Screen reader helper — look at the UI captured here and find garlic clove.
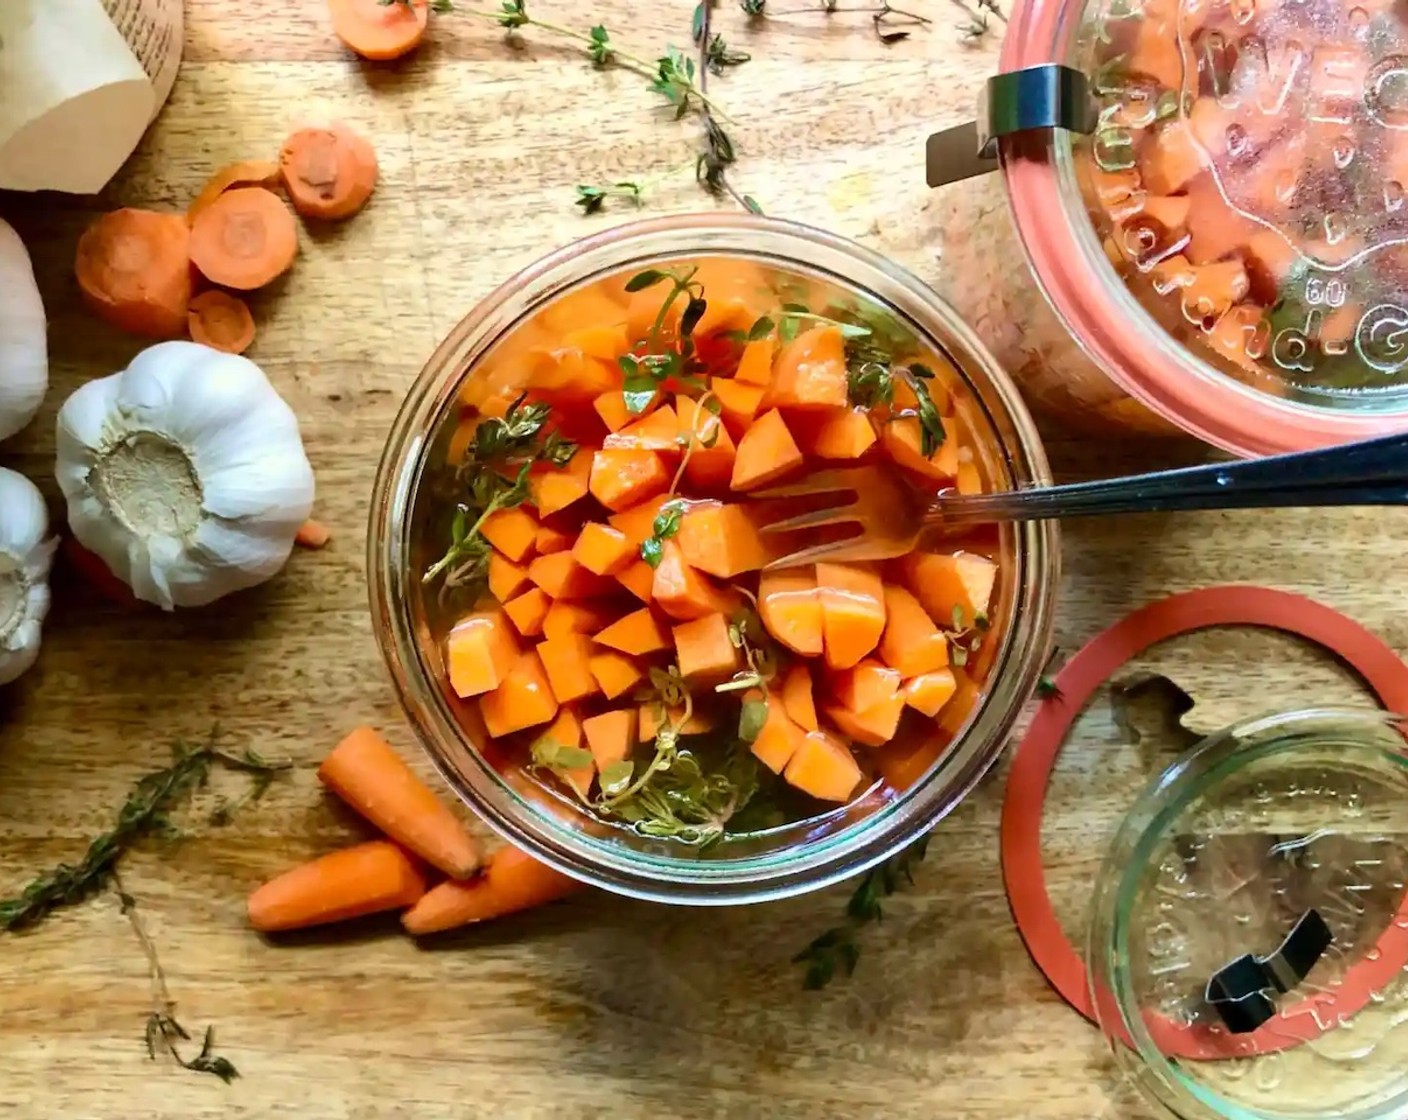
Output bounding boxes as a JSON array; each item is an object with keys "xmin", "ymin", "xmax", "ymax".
[{"xmin": 0, "ymin": 467, "xmax": 56, "ymax": 685}]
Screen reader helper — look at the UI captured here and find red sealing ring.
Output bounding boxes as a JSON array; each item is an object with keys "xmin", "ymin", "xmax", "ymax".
[{"xmin": 1002, "ymin": 586, "xmax": 1408, "ymax": 1060}]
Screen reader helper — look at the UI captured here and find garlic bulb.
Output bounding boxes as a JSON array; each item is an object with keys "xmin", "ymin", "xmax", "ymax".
[
  {"xmin": 0, "ymin": 217, "xmax": 48, "ymax": 442},
  {"xmin": 55, "ymin": 341, "xmax": 315, "ymax": 610},
  {"xmin": 0, "ymin": 467, "xmax": 56, "ymax": 685}
]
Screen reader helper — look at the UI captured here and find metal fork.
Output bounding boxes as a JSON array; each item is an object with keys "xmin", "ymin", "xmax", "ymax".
[{"xmin": 755, "ymin": 429, "xmax": 1408, "ymax": 569}]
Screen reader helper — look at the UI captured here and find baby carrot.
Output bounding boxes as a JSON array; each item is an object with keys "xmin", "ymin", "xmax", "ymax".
[
  {"xmin": 187, "ymin": 290, "xmax": 256, "ymax": 354},
  {"xmin": 188, "ymin": 187, "xmax": 298, "ymax": 291},
  {"xmin": 317, "ymin": 726, "xmax": 483, "ymax": 879},
  {"xmin": 247, "ymin": 840, "xmax": 428, "ymax": 932},
  {"xmin": 328, "ymin": 0, "xmax": 429, "ymax": 60},
  {"xmin": 401, "ymin": 845, "xmax": 580, "ymax": 936},
  {"xmin": 280, "ymin": 123, "xmax": 378, "ymax": 220},
  {"xmin": 74, "ymin": 209, "xmax": 192, "ymax": 339}
]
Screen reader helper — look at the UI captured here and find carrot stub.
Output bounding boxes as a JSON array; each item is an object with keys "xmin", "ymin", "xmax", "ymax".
[
  {"xmin": 898, "ymin": 551, "xmax": 997, "ymax": 624},
  {"xmin": 588, "ymin": 650, "xmax": 646, "ymax": 700},
  {"xmin": 280, "ymin": 122, "xmax": 379, "ymax": 220},
  {"xmin": 768, "ymin": 325, "xmax": 849, "ymax": 409},
  {"xmin": 188, "ymin": 187, "xmax": 299, "ymax": 291},
  {"xmin": 402, "ymin": 845, "xmax": 581, "ymax": 936},
  {"xmin": 589, "ymin": 449, "xmax": 672, "ymax": 511},
  {"xmin": 651, "ymin": 540, "xmax": 742, "ymax": 621},
  {"xmin": 328, "ymin": 0, "xmax": 429, "ymax": 61},
  {"xmin": 248, "ymin": 840, "xmax": 429, "ymax": 933},
  {"xmin": 318, "ymin": 726, "xmax": 483, "ymax": 879},
  {"xmin": 75, "ymin": 208, "xmax": 192, "ymax": 339},
  {"xmin": 187, "ymin": 290, "xmax": 257, "ymax": 355},
  {"xmin": 503, "ymin": 587, "xmax": 551, "ymax": 638},
  {"xmin": 295, "ymin": 519, "xmax": 333, "ymax": 549}
]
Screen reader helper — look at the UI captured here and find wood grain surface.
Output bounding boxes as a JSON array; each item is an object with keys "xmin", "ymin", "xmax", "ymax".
[{"xmin": 3, "ymin": 4, "xmax": 1407, "ymax": 1118}]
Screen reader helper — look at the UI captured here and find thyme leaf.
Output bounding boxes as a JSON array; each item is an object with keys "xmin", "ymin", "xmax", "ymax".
[{"xmin": 793, "ymin": 834, "xmax": 930, "ymax": 988}]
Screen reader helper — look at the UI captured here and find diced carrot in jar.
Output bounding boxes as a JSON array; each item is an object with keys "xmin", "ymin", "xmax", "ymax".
[
  {"xmin": 588, "ymin": 650, "xmax": 646, "ymax": 700},
  {"xmin": 712, "ymin": 376, "xmax": 766, "ymax": 434},
  {"xmin": 536, "ymin": 707, "xmax": 593, "ymax": 799},
  {"xmin": 528, "ymin": 449, "xmax": 592, "ymax": 516},
  {"xmin": 784, "ymin": 730, "xmax": 862, "ymax": 801},
  {"xmin": 677, "ymin": 504, "xmax": 769, "ymax": 578},
  {"xmin": 833, "ymin": 658, "xmax": 902, "ymax": 714},
  {"xmin": 767, "ymin": 326, "xmax": 849, "ymax": 409},
  {"xmin": 583, "ymin": 709, "xmax": 638, "ymax": 770},
  {"xmin": 528, "ymin": 552, "xmax": 616, "ymax": 600},
  {"xmin": 487, "ymin": 552, "xmax": 530, "ymax": 603},
  {"xmin": 445, "ymin": 610, "xmax": 521, "ymax": 698},
  {"xmin": 541, "ymin": 599, "xmax": 619, "ymax": 642},
  {"xmin": 594, "ymin": 389, "xmax": 659, "ymax": 433},
  {"xmin": 572, "ymin": 522, "xmax": 635, "ymax": 576},
  {"xmin": 589, "ymin": 449, "xmax": 671, "ymax": 511},
  {"xmin": 672, "ymin": 613, "xmax": 743, "ymax": 682},
  {"xmin": 758, "ymin": 569, "xmax": 822, "ymax": 656},
  {"xmin": 731, "ymin": 408, "xmax": 804, "ymax": 491},
  {"xmin": 816, "ymin": 561, "xmax": 887, "ymax": 670},
  {"xmin": 594, "ymin": 607, "xmax": 671, "ymax": 656},
  {"xmin": 780, "ymin": 663, "xmax": 819, "ymax": 732},
  {"xmin": 734, "ymin": 336, "xmax": 775, "ymax": 386},
  {"xmin": 879, "ymin": 585, "xmax": 950, "ymax": 677},
  {"xmin": 904, "ymin": 669, "xmax": 959, "ymax": 717},
  {"xmin": 651, "ymin": 540, "xmax": 742, "ymax": 620},
  {"xmin": 480, "ymin": 650, "xmax": 559, "ymax": 737},
  {"xmin": 602, "ymin": 405, "xmax": 681, "ymax": 452},
  {"xmin": 481, "ymin": 507, "xmax": 538, "ymax": 562},
  {"xmin": 502, "ymin": 587, "xmax": 551, "ymax": 638},
  {"xmin": 750, "ymin": 691, "xmax": 806, "ymax": 774},
  {"xmin": 810, "ymin": 408, "xmax": 877, "ymax": 459},
  {"xmin": 616, "ymin": 559, "xmax": 655, "ymax": 602},
  {"xmin": 826, "ymin": 692, "xmax": 906, "ymax": 747},
  {"xmin": 897, "ymin": 551, "xmax": 996, "ymax": 626},
  {"xmin": 534, "ymin": 523, "xmax": 574, "ymax": 555},
  {"xmin": 537, "ymin": 634, "xmax": 600, "ymax": 704}
]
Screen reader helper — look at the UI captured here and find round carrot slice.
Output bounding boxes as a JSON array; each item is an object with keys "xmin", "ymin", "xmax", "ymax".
[
  {"xmin": 75, "ymin": 208, "xmax": 192, "ymax": 339},
  {"xmin": 186, "ymin": 159, "xmax": 281, "ymax": 226},
  {"xmin": 187, "ymin": 290, "xmax": 256, "ymax": 354},
  {"xmin": 188, "ymin": 187, "xmax": 298, "ymax": 291},
  {"xmin": 328, "ymin": 0, "xmax": 429, "ymax": 61},
  {"xmin": 279, "ymin": 123, "xmax": 378, "ymax": 220}
]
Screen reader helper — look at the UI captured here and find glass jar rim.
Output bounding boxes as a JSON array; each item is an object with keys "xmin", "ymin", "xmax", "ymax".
[
  {"xmin": 1087, "ymin": 705, "xmax": 1408, "ymax": 1117},
  {"xmin": 997, "ymin": 11, "xmax": 1408, "ymax": 457},
  {"xmin": 367, "ymin": 212, "xmax": 1060, "ymax": 904}
]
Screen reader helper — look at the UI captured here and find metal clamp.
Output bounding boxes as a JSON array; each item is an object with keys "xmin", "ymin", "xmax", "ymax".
[
  {"xmin": 1205, "ymin": 909, "xmax": 1334, "ymax": 1034},
  {"xmin": 925, "ymin": 64, "xmax": 1096, "ymax": 188}
]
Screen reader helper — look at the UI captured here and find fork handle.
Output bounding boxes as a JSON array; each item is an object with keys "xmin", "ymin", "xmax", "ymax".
[{"xmin": 931, "ymin": 429, "xmax": 1408, "ymax": 528}]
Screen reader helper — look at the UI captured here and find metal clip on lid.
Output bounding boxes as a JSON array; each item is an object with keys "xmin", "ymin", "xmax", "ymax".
[
  {"xmin": 1205, "ymin": 909, "xmax": 1335, "ymax": 1035},
  {"xmin": 926, "ymin": 64, "xmax": 1096, "ymax": 188}
]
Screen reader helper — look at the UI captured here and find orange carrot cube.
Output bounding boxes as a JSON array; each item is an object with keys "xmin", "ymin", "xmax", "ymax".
[
  {"xmin": 816, "ymin": 561, "xmax": 886, "ymax": 670},
  {"xmin": 758, "ymin": 568, "xmax": 822, "ymax": 656},
  {"xmin": 651, "ymin": 540, "xmax": 742, "ymax": 621},
  {"xmin": 487, "ymin": 552, "xmax": 530, "ymax": 603},
  {"xmin": 583, "ymin": 708, "xmax": 638, "ymax": 771},
  {"xmin": 781, "ymin": 663, "xmax": 818, "ymax": 732},
  {"xmin": 904, "ymin": 669, "xmax": 959, "ymax": 717},
  {"xmin": 783, "ymin": 730, "xmax": 861, "ymax": 801},
  {"xmin": 730, "ymin": 408, "xmax": 804, "ymax": 491},
  {"xmin": 480, "ymin": 650, "xmax": 559, "ymax": 737},
  {"xmin": 878, "ymin": 585, "xmax": 950, "ymax": 677},
  {"xmin": 528, "ymin": 551, "xmax": 615, "ymax": 600},
  {"xmin": 536, "ymin": 634, "xmax": 600, "ymax": 704},
  {"xmin": 481, "ymin": 507, "xmax": 538, "ymax": 562},
  {"xmin": 897, "ymin": 551, "xmax": 997, "ymax": 625},
  {"xmin": 594, "ymin": 607, "xmax": 671, "ymax": 656},
  {"xmin": 502, "ymin": 587, "xmax": 551, "ymax": 638},
  {"xmin": 749, "ymin": 691, "xmax": 806, "ymax": 774},
  {"xmin": 446, "ymin": 610, "xmax": 521, "ymax": 698},
  {"xmin": 767, "ymin": 325, "xmax": 848, "ymax": 409},
  {"xmin": 672, "ymin": 613, "xmax": 743, "ymax": 682},
  {"xmin": 527, "ymin": 448, "xmax": 592, "ymax": 516},
  {"xmin": 588, "ymin": 650, "xmax": 646, "ymax": 700},
  {"xmin": 677, "ymin": 504, "xmax": 769, "ymax": 579},
  {"xmin": 572, "ymin": 522, "xmax": 635, "ymax": 576},
  {"xmin": 734, "ymin": 335, "xmax": 775, "ymax": 386},
  {"xmin": 541, "ymin": 599, "xmax": 619, "ymax": 643},
  {"xmin": 589, "ymin": 449, "xmax": 671, "ymax": 511}
]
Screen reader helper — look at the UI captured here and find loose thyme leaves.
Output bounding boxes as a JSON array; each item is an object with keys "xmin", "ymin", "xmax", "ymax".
[
  {"xmin": 793, "ymin": 833, "xmax": 930, "ymax": 988},
  {"xmin": 575, "ymin": 181, "xmax": 643, "ymax": 214},
  {"xmin": 640, "ymin": 499, "xmax": 686, "ymax": 568}
]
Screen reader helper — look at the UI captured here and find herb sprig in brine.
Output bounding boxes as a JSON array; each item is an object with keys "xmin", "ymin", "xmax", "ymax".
[{"xmin": 425, "ymin": 394, "xmax": 577, "ymax": 593}]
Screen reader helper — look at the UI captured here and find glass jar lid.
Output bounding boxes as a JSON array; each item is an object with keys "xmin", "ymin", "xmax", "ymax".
[
  {"xmin": 1074, "ymin": 0, "xmax": 1408, "ymax": 412},
  {"xmin": 1087, "ymin": 708, "xmax": 1408, "ymax": 1120}
]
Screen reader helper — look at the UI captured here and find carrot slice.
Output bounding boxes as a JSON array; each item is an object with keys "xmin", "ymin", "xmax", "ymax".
[
  {"xmin": 677, "ymin": 504, "xmax": 769, "ymax": 578},
  {"xmin": 589, "ymin": 449, "xmax": 671, "ymax": 511},
  {"xmin": 480, "ymin": 650, "xmax": 559, "ymax": 737},
  {"xmin": 816, "ymin": 561, "xmax": 887, "ymax": 670},
  {"xmin": 75, "ymin": 209, "xmax": 191, "ymax": 339},
  {"xmin": 187, "ymin": 160, "xmax": 280, "ymax": 226},
  {"xmin": 572, "ymin": 522, "xmax": 635, "ymax": 576},
  {"xmin": 587, "ymin": 650, "xmax": 645, "ymax": 700},
  {"xmin": 488, "ymin": 553, "xmax": 530, "ymax": 602},
  {"xmin": 780, "ymin": 663, "xmax": 819, "ymax": 732},
  {"xmin": 768, "ymin": 326, "xmax": 849, "ymax": 408},
  {"xmin": 502, "ymin": 587, "xmax": 551, "ymax": 638},
  {"xmin": 481, "ymin": 507, "xmax": 538, "ymax": 561},
  {"xmin": 758, "ymin": 569, "xmax": 822, "ymax": 656},
  {"xmin": 248, "ymin": 840, "xmax": 428, "ymax": 932},
  {"xmin": 537, "ymin": 634, "xmax": 601, "ymax": 703},
  {"xmin": 402, "ymin": 845, "xmax": 581, "ymax": 936},
  {"xmin": 904, "ymin": 668, "xmax": 959, "ymax": 717},
  {"xmin": 878, "ymin": 585, "xmax": 950, "ymax": 677},
  {"xmin": 541, "ymin": 599, "xmax": 619, "ymax": 642},
  {"xmin": 750, "ymin": 690, "xmax": 806, "ymax": 773},
  {"xmin": 825, "ymin": 694, "xmax": 905, "ymax": 747},
  {"xmin": 810, "ymin": 408, "xmax": 877, "ymax": 459},
  {"xmin": 582, "ymin": 709, "xmax": 638, "ymax": 770},
  {"xmin": 280, "ymin": 122, "xmax": 378, "ymax": 220},
  {"xmin": 445, "ymin": 609, "xmax": 521, "ymax": 698},
  {"xmin": 651, "ymin": 540, "xmax": 742, "ymax": 621},
  {"xmin": 616, "ymin": 559, "xmax": 655, "ymax": 601},
  {"xmin": 898, "ymin": 551, "xmax": 997, "ymax": 625},
  {"xmin": 187, "ymin": 290, "xmax": 256, "ymax": 355},
  {"xmin": 734, "ymin": 336, "xmax": 775, "ymax": 386},
  {"xmin": 672, "ymin": 613, "xmax": 743, "ymax": 682},
  {"xmin": 328, "ymin": 0, "xmax": 429, "ymax": 61},
  {"xmin": 528, "ymin": 551, "xmax": 615, "ymax": 600},
  {"xmin": 594, "ymin": 606, "xmax": 671, "ymax": 655},
  {"xmin": 534, "ymin": 523, "xmax": 574, "ymax": 556},
  {"xmin": 834, "ymin": 658, "xmax": 902, "ymax": 713},
  {"xmin": 731, "ymin": 408, "xmax": 804, "ymax": 491},
  {"xmin": 318, "ymin": 726, "xmax": 483, "ymax": 878},
  {"xmin": 783, "ymin": 730, "xmax": 862, "ymax": 801},
  {"xmin": 188, "ymin": 187, "xmax": 298, "ymax": 290},
  {"xmin": 712, "ymin": 376, "xmax": 766, "ymax": 434},
  {"xmin": 528, "ymin": 449, "xmax": 593, "ymax": 517},
  {"xmin": 295, "ymin": 519, "xmax": 332, "ymax": 549}
]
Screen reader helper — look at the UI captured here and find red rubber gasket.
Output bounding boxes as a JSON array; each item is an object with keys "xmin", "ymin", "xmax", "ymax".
[{"xmin": 1002, "ymin": 585, "xmax": 1408, "ymax": 1060}]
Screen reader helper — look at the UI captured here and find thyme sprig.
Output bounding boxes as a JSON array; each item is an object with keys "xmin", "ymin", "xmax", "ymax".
[
  {"xmin": 425, "ymin": 394, "xmax": 577, "ymax": 591},
  {"xmin": 119, "ymin": 878, "xmax": 239, "ymax": 1084},
  {"xmin": 0, "ymin": 734, "xmax": 291, "ymax": 932},
  {"xmin": 793, "ymin": 834, "xmax": 930, "ymax": 988},
  {"xmin": 740, "ymin": 0, "xmax": 939, "ymax": 44}
]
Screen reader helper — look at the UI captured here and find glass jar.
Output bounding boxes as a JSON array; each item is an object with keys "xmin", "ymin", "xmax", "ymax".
[
  {"xmin": 1088, "ymin": 707, "xmax": 1408, "ymax": 1119},
  {"xmin": 932, "ymin": 0, "xmax": 1408, "ymax": 456},
  {"xmin": 368, "ymin": 213, "xmax": 1059, "ymax": 905}
]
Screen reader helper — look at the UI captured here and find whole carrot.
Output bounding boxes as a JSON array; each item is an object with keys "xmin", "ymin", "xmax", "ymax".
[
  {"xmin": 402, "ymin": 846, "xmax": 581, "ymax": 936},
  {"xmin": 247, "ymin": 840, "xmax": 428, "ymax": 933},
  {"xmin": 317, "ymin": 726, "xmax": 482, "ymax": 879}
]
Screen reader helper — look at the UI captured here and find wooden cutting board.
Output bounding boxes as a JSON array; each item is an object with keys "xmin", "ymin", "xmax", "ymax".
[{"xmin": 2, "ymin": 4, "xmax": 1405, "ymax": 1117}]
